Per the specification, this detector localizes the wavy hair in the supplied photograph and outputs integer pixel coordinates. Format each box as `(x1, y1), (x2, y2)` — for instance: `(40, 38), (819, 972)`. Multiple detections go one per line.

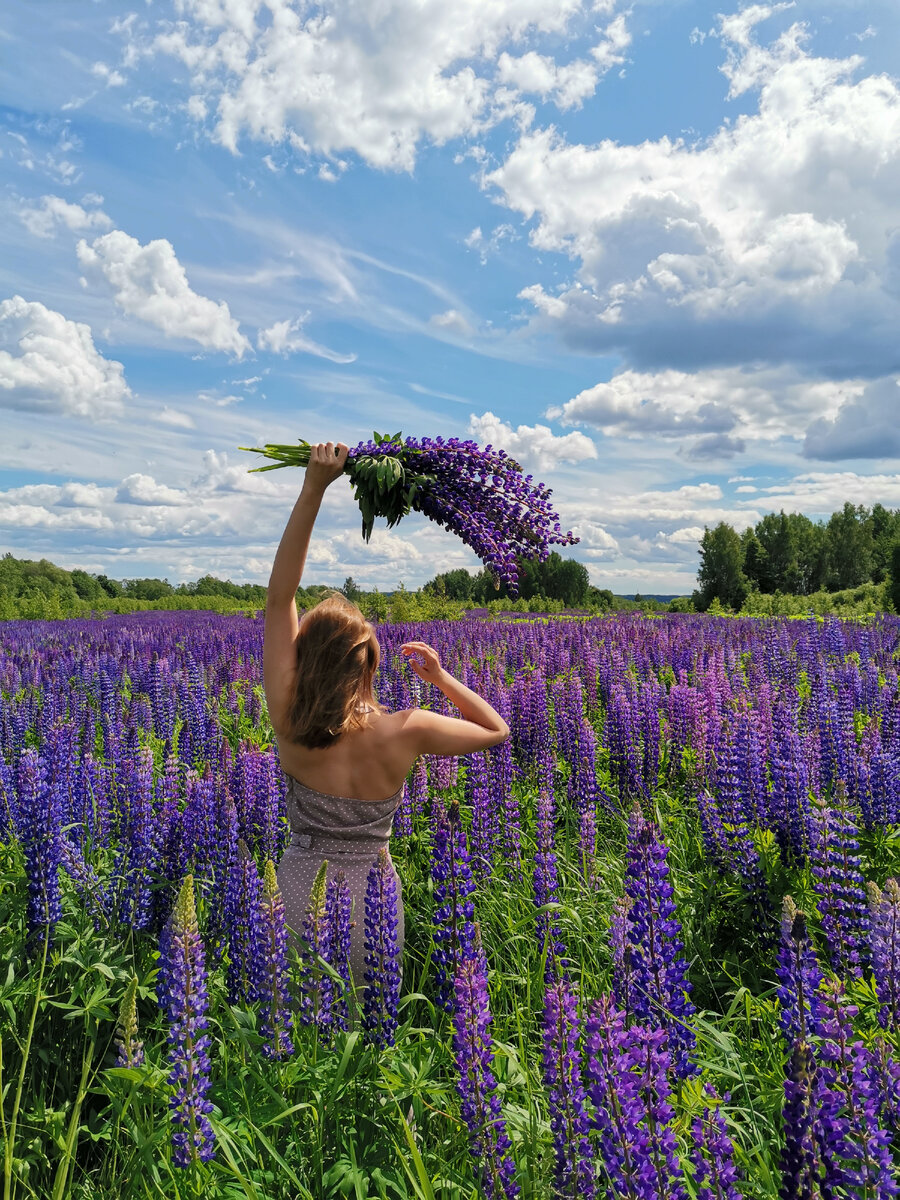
(285, 591), (385, 749)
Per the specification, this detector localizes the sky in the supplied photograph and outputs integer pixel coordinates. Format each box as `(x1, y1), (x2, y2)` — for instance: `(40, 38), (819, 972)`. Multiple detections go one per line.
(1, 0), (899, 595)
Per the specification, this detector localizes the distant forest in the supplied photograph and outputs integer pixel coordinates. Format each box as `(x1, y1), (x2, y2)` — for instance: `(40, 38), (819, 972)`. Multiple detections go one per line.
(0, 550), (643, 621)
(695, 501), (900, 613)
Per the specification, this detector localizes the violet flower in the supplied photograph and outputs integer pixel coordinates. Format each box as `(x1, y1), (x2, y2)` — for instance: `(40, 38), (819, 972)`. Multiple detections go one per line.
(452, 927), (519, 1198)
(362, 848), (402, 1049)
(541, 978), (594, 1198)
(156, 874), (216, 1167)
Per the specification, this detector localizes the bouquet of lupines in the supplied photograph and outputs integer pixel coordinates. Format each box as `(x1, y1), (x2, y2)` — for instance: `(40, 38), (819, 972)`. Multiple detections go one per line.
(239, 430), (578, 595)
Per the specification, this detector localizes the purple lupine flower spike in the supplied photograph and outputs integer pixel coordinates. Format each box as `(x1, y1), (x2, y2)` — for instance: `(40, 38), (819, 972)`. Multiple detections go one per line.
(156, 874), (216, 1167)
(362, 848), (402, 1049)
(541, 978), (594, 1198)
(814, 980), (897, 1197)
(323, 871), (353, 1033)
(431, 798), (477, 1011)
(452, 925), (519, 1198)
(224, 839), (264, 1007)
(780, 1038), (822, 1200)
(808, 781), (869, 978)
(775, 897), (826, 1049)
(253, 860), (295, 1060)
(622, 804), (697, 1078)
(584, 993), (688, 1199)
(690, 1085), (742, 1200)
(534, 786), (565, 979)
(15, 749), (64, 956)
(868, 879), (900, 1031)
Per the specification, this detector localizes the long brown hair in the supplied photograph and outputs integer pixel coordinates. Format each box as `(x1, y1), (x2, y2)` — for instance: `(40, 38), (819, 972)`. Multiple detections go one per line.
(286, 591), (384, 749)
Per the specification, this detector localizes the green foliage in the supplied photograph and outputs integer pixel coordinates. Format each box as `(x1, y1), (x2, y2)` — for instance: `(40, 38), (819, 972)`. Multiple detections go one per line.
(886, 542), (900, 613)
(694, 523), (750, 611)
(699, 502), (900, 608)
(423, 552), (590, 606)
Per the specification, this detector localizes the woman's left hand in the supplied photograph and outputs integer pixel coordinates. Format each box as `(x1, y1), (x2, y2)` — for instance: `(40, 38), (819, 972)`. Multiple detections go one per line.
(304, 442), (349, 493)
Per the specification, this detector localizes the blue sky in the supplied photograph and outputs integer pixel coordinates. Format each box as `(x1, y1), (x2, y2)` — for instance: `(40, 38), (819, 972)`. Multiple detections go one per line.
(1, 0), (899, 593)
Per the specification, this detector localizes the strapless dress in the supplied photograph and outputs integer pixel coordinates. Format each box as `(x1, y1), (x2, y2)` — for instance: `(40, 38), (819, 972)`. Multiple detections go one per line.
(276, 769), (405, 992)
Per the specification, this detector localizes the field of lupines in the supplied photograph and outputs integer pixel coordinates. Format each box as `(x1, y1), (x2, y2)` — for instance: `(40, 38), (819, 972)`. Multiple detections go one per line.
(2, 609), (900, 1199)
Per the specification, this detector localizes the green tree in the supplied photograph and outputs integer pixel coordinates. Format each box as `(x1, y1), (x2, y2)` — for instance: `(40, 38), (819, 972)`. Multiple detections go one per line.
(824, 502), (873, 590)
(122, 577), (175, 601)
(342, 576), (361, 603)
(871, 504), (900, 583)
(889, 542), (900, 614)
(694, 522), (750, 611)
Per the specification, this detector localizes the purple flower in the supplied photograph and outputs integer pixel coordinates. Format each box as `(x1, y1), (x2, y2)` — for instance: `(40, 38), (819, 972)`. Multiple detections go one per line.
(808, 782), (869, 978)
(452, 928), (519, 1198)
(775, 897), (826, 1050)
(253, 859), (295, 1060)
(156, 874), (216, 1167)
(296, 861), (332, 1028)
(584, 994), (688, 1199)
(541, 979), (594, 1198)
(868, 878), (900, 1031)
(223, 839), (265, 1007)
(362, 849), (402, 1049)
(431, 798), (477, 1011)
(813, 980), (897, 1197)
(534, 787), (566, 979)
(14, 749), (63, 955)
(622, 806), (697, 1079)
(690, 1085), (742, 1200)
(322, 871), (353, 1034)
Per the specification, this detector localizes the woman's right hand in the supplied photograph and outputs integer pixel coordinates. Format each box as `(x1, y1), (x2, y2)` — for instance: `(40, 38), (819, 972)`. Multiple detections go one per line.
(401, 641), (443, 684)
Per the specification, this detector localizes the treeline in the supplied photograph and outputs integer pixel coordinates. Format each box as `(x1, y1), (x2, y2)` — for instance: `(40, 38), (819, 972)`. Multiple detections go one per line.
(421, 552), (595, 607)
(0, 551), (657, 622)
(694, 501), (900, 612)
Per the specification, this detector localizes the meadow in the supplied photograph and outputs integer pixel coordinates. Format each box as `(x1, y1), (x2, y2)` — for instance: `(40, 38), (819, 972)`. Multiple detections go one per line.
(1, 608), (899, 1199)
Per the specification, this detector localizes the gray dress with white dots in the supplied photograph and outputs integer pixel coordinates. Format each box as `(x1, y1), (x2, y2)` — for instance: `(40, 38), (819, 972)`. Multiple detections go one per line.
(276, 770), (405, 989)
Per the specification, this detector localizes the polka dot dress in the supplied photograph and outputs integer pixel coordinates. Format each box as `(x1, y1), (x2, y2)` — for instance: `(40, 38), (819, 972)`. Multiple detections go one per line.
(275, 769), (405, 989)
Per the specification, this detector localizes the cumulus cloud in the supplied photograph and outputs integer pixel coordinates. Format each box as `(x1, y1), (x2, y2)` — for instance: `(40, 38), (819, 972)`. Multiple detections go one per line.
(549, 364), (865, 455)
(467, 410), (597, 465)
(115, 473), (190, 506)
(486, 9), (900, 376)
(19, 194), (113, 239)
(257, 315), (357, 363)
(0, 295), (130, 420)
(121, 0), (625, 171)
(77, 230), (251, 357)
(743, 470), (900, 515)
(803, 376), (900, 460)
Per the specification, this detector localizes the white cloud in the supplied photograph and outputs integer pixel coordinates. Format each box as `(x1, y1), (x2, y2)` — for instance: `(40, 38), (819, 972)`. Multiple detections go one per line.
(123, 0), (626, 171)
(548, 364), (865, 456)
(485, 11), (900, 377)
(747, 471), (900, 515)
(76, 230), (251, 357)
(19, 194), (113, 239)
(0, 296), (130, 420)
(157, 405), (196, 429)
(467, 410), (597, 465)
(256, 315), (357, 363)
(116, 473), (190, 506)
(430, 309), (474, 337)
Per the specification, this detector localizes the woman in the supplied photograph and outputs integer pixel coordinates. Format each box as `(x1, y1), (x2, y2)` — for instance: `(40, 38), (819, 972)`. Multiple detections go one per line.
(264, 440), (510, 995)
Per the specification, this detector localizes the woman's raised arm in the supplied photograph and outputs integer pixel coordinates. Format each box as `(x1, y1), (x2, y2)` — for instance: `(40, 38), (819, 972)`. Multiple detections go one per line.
(267, 441), (349, 602)
(264, 441), (348, 732)
(399, 641), (510, 756)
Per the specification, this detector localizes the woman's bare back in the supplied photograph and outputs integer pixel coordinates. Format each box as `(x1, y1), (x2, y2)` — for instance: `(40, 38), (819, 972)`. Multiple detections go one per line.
(274, 705), (418, 802)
